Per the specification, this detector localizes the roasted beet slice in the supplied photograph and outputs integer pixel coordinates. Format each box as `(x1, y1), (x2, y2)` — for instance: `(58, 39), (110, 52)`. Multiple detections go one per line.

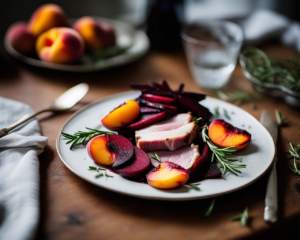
(127, 111), (168, 131)
(204, 162), (222, 179)
(142, 94), (176, 105)
(140, 106), (161, 114)
(116, 147), (152, 179)
(191, 143), (212, 178)
(108, 135), (135, 168)
(131, 81), (206, 101)
(177, 95), (211, 121)
(140, 99), (177, 114)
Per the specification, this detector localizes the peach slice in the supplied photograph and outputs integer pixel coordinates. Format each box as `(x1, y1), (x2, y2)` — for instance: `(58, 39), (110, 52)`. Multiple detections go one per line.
(101, 100), (140, 131)
(146, 162), (189, 189)
(208, 119), (251, 151)
(87, 134), (134, 167)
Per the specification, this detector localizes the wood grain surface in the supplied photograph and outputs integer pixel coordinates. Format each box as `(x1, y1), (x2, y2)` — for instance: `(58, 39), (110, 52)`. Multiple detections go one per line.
(1, 43), (300, 240)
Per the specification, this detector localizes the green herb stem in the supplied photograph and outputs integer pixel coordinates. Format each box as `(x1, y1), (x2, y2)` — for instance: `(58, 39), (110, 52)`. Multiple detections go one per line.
(62, 128), (114, 150)
(205, 198), (216, 217)
(231, 207), (249, 227)
(202, 125), (246, 176)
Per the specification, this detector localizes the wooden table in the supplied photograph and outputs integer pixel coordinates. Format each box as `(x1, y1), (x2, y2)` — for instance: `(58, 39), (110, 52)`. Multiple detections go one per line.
(1, 43), (300, 240)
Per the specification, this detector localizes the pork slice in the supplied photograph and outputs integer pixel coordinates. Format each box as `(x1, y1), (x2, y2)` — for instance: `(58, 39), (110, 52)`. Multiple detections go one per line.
(136, 113), (193, 135)
(149, 144), (200, 171)
(136, 121), (198, 152)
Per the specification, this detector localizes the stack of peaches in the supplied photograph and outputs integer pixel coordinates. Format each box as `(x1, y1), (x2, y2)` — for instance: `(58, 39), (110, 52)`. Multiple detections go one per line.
(6, 4), (116, 64)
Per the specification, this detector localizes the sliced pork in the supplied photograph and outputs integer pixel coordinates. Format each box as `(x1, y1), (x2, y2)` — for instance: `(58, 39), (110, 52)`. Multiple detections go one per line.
(149, 144), (200, 171)
(136, 121), (197, 152)
(136, 113), (193, 135)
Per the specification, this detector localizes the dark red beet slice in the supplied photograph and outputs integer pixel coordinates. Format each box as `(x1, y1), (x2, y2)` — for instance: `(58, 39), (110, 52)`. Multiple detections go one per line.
(130, 81), (206, 101)
(204, 162), (222, 179)
(107, 135), (135, 168)
(142, 94), (176, 105)
(116, 147), (152, 179)
(140, 99), (177, 114)
(177, 95), (211, 121)
(140, 106), (161, 114)
(127, 111), (168, 131)
(191, 143), (212, 178)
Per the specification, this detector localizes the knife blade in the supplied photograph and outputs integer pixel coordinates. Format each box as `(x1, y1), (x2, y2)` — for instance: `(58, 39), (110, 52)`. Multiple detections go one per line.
(260, 110), (278, 223)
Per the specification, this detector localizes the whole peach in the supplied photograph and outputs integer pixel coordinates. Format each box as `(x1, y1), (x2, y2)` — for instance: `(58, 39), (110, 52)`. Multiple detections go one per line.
(6, 22), (36, 55)
(73, 17), (116, 52)
(36, 27), (84, 64)
(28, 4), (69, 36)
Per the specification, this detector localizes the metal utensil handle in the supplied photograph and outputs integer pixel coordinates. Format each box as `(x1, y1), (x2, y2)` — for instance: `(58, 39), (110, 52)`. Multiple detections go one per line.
(0, 108), (51, 138)
(264, 157), (278, 223)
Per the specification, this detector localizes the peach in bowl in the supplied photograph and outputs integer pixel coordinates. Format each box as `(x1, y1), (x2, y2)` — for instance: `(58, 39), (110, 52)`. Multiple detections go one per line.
(36, 27), (84, 64)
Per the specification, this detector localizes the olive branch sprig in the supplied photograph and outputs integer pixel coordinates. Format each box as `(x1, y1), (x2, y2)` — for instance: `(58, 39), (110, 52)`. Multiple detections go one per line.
(201, 125), (246, 176)
(62, 128), (114, 150)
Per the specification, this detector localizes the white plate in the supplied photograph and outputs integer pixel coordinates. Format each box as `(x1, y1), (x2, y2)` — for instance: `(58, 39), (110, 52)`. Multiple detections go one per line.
(56, 91), (275, 201)
(5, 18), (149, 72)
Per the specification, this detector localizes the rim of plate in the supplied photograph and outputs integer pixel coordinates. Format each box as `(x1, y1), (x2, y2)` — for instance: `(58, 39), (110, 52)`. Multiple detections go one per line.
(56, 91), (275, 201)
(5, 17), (149, 72)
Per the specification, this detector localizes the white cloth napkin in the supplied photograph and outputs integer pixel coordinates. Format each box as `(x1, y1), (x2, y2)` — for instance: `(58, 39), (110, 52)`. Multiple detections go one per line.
(240, 9), (300, 51)
(0, 97), (48, 240)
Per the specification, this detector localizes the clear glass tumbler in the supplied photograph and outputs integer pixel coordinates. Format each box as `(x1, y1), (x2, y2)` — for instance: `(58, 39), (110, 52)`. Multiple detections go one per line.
(182, 20), (243, 89)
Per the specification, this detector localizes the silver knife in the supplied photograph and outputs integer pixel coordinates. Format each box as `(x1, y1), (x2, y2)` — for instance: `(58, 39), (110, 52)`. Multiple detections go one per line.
(260, 110), (278, 223)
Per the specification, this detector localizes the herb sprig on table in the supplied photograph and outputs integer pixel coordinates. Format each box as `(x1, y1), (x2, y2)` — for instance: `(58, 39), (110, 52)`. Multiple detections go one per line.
(240, 46), (300, 92)
(231, 207), (249, 227)
(62, 128), (114, 150)
(201, 125), (246, 176)
(275, 110), (289, 127)
(288, 142), (300, 175)
(204, 198), (216, 217)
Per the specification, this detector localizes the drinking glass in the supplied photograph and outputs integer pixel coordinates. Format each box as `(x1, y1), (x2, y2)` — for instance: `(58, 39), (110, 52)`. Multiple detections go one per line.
(182, 20), (243, 89)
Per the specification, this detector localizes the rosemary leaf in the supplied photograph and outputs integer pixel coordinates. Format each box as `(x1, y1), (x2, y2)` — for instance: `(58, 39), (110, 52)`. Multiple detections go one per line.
(231, 207), (249, 227)
(148, 153), (161, 162)
(223, 109), (231, 120)
(88, 166), (97, 171)
(205, 198), (216, 217)
(95, 173), (104, 178)
(275, 110), (289, 126)
(193, 117), (203, 123)
(184, 183), (201, 190)
(214, 106), (220, 116)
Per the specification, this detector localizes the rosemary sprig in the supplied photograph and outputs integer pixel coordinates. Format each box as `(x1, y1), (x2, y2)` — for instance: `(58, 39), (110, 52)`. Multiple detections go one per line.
(214, 106), (220, 116)
(148, 153), (161, 162)
(231, 207), (249, 227)
(193, 117), (203, 123)
(288, 142), (300, 175)
(184, 183), (201, 190)
(275, 110), (289, 126)
(223, 109), (231, 120)
(202, 125), (246, 176)
(88, 166), (114, 178)
(62, 128), (114, 150)
(204, 198), (216, 217)
(240, 46), (300, 92)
